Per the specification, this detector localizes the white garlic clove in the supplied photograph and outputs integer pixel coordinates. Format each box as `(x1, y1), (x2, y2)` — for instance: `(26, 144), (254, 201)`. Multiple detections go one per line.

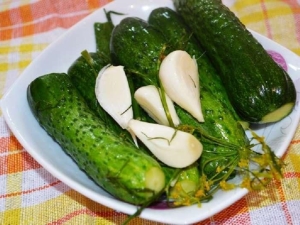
(95, 65), (133, 129)
(128, 119), (203, 168)
(134, 85), (180, 127)
(159, 50), (204, 122)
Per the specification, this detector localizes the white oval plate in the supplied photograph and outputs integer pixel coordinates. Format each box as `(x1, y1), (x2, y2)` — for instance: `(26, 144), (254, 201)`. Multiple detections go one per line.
(2, 0), (300, 224)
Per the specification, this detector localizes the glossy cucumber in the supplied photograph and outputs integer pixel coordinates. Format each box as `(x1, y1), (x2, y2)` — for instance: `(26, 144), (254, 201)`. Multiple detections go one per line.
(27, 73), (166, 205)
(174, 0), (296, 123)
(110, 17), (170, 88)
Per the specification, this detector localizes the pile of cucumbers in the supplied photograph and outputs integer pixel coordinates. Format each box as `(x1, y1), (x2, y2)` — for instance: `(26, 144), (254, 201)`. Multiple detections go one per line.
(27, 0), (295, 216)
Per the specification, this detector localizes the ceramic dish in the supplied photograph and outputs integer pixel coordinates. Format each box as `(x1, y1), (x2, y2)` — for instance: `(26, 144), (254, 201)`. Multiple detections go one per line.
(2, 0), (300, 224)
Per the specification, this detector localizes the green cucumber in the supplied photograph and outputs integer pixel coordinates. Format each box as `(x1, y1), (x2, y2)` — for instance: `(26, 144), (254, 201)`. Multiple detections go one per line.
(110, 17), (169, 88)
(27, 73), (165, 205)
(174, 0), (296, 123)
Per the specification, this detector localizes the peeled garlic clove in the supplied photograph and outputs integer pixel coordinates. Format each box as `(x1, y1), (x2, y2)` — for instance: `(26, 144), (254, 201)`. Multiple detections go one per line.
(159, 50), (204, 122)
(134, 85), (180, 127)
(95, 65), (133, 129)
(128, 119), (203, 168)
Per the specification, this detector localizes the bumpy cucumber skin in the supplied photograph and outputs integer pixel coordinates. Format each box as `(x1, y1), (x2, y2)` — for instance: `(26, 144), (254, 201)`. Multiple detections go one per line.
(110, 17), (169, 88)
(27, 73), (165, 205)
(174, 0), (296, 123)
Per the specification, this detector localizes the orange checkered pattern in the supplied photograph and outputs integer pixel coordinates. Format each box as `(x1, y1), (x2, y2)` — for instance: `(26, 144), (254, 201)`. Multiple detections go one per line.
(1, 0), (300, 224)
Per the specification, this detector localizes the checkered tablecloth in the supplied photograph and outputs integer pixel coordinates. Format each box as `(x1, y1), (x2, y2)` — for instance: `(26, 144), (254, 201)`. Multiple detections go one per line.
(1, 0), (300, 224)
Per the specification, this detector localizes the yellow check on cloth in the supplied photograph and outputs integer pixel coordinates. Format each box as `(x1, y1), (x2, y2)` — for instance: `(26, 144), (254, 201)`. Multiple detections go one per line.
(1, 0), (300, 224)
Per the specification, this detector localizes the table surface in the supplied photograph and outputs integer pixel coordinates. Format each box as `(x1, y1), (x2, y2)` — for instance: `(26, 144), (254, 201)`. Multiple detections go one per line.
(1, 0), (300, 224)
